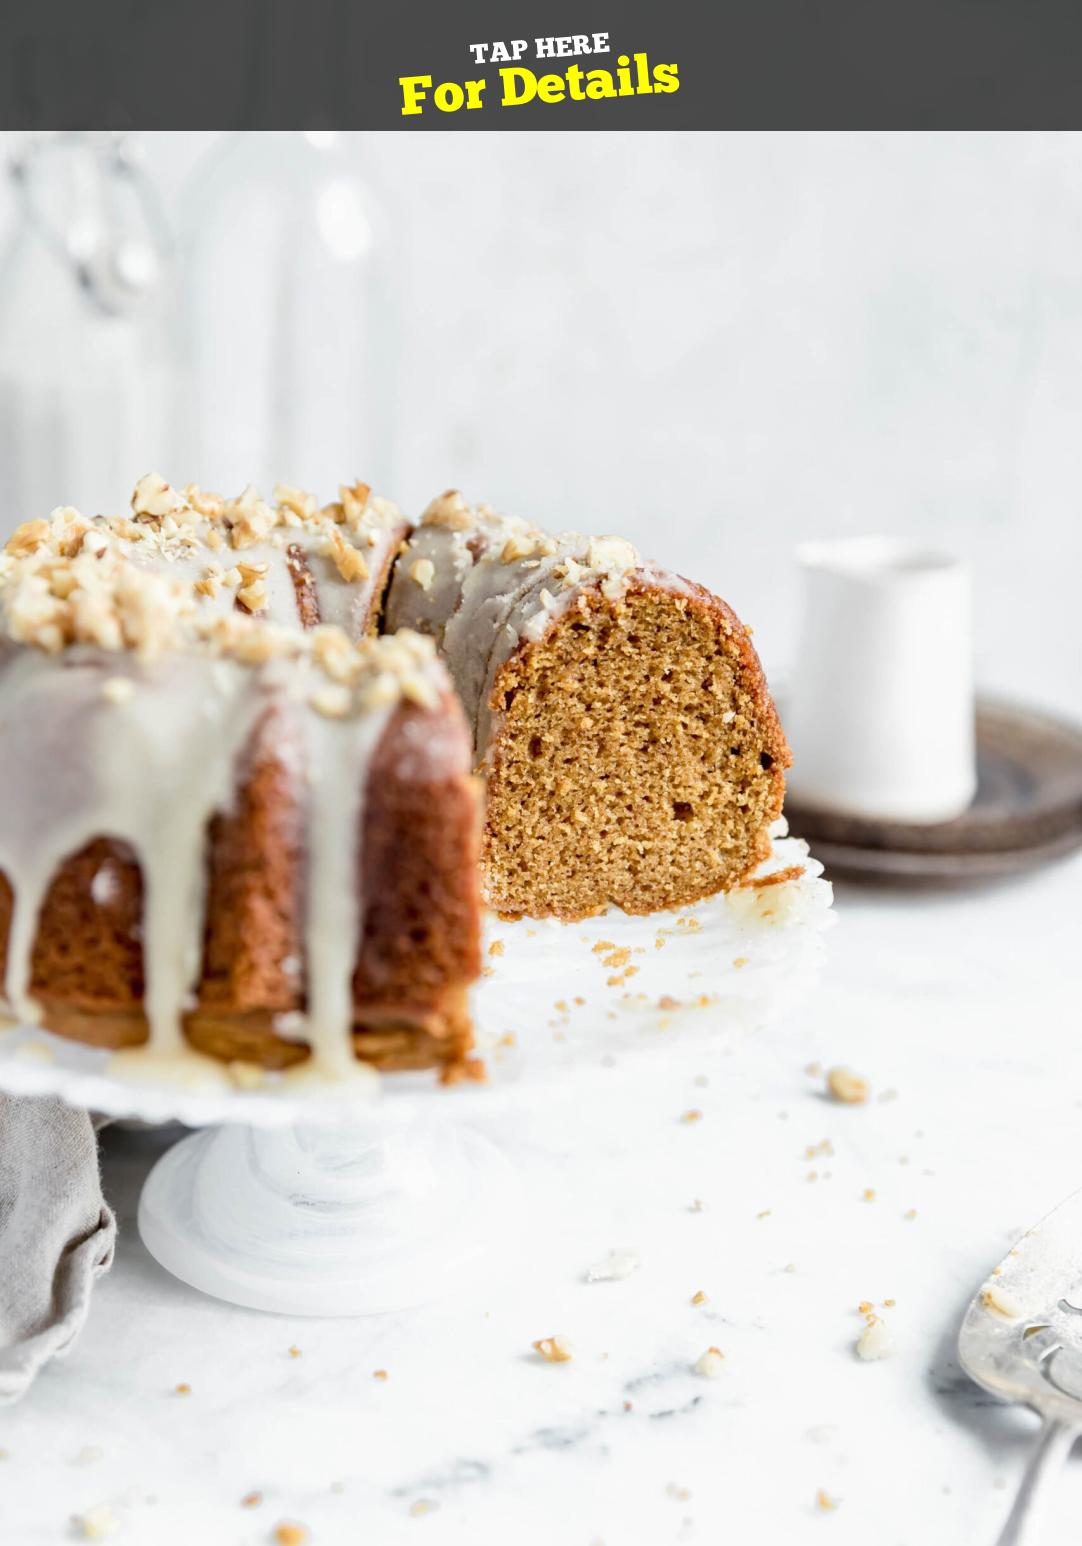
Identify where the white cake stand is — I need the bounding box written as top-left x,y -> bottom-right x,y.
0,829 -> 832,1317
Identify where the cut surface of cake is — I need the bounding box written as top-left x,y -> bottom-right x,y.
0,480 -> 482,1077
385,491 -> 790,919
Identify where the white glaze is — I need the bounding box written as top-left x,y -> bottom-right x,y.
384,496 -> 694,763
0,482 -> 450,1076
300,700 -> 394,1077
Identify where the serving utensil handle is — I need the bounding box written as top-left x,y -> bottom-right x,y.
994,1417 -> 1078,1546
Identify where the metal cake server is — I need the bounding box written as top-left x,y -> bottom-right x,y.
959,1186 -> 1082,1544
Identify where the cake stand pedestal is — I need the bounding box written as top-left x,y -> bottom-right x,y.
0,830 -> 832,1319
137,1110 -> 519,1316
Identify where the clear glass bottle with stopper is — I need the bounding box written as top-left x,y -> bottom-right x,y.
176,131 -> 398,501
0,132 -> 173,537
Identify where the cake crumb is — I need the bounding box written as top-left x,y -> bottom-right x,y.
981,1287 -> 1023,1320
815,1489 -> 839,1512
273,1523 -> 310,1546
409,1499 -> 438,1517
862,1189 -> 876,1203
691,1290 -> 708,1305
904,1208 -> 918,1221
174,1382 -> 191,1395
732,956 -> 748,969
241,1491 -> 263,1508
100,676 -> 134,705
756,1209 -> 771,1219
533,1335 -> 573,1363
681,1109 -> 703,1124
71,1504 -> 119,1540
586,1247 -> 640,1283
826,1066 -> 869,1104
488,939 -> 505,957
288,1345 -> 302,1358
592,940 -> 616,954
373,1369 -> 389,1380
856,1315 -> 894,1360
693,1346 -> 725,1378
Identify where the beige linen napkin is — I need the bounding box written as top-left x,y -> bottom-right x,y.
0,1094 -> 115,1402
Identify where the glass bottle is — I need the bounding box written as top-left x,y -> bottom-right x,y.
176,132 -> 398,500
0,132 -> 173,537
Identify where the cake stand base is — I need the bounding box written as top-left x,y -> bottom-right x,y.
137,1110 -> 520,1316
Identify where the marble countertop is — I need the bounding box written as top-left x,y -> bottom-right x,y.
3,852 -> 1082,1545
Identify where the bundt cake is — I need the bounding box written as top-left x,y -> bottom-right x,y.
0,473 -> 789,1077
0,478 -> 482,1078
385,491 -> 790,919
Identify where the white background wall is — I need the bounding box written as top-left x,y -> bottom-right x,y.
1,131 -> 1078,711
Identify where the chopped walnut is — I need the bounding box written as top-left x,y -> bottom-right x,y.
311,684 -> 352,719
273,482 -> 318,521
5,519 -> 51,557
826,1066 -> 869,1104
532,1335 -> 573,1363
693,1346 -> 725,1377
226,485 -> 279,547
855,1317 -> 894,1361
326,526 -> 370,583
422,488 -> 472,530
501,534 -> 537,563
236,578 -> 268,614
339,479 -> 372,525
131,471 -> 181,519
410,557 -> 436,590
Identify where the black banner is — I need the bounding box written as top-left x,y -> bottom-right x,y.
2,0 -> 1081,129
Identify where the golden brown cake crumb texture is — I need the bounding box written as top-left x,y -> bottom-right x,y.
482,580 -> 789,919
